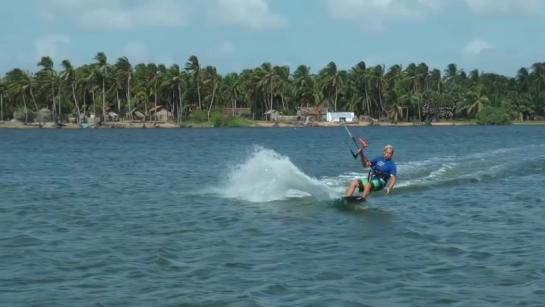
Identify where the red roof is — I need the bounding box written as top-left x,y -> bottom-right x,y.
149,105 -> 165,113
299,106 -> 327,116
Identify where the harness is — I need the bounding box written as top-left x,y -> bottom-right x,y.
369,169 -> 387,184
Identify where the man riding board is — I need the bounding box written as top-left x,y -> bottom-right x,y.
345,143 -> 397,200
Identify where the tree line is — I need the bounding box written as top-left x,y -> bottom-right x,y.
1,52 -> 544,124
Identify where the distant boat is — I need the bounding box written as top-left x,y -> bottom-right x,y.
80,122 -> 91,128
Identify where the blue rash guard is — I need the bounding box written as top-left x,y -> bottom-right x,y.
359,156 -> 397,192
370,156 -> 397,183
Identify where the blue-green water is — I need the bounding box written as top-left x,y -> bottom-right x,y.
1,126 -> 545,306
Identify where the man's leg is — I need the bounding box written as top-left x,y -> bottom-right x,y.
362,180 -> 373,198
345,179 -> 360,197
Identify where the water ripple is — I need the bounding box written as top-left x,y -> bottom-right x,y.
1,127 -> 545,305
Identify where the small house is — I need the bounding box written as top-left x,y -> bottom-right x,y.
150,105 -> 173,121
107,111 -> 119,121
264,109 -> 280,121
297,106 -> 328,121
327,112 -> 356,122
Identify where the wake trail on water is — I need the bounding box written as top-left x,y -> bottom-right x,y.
214,147 -> 338,203
325,142 -> 545,194
210,143 -> 545,202
398,143 -> 545,191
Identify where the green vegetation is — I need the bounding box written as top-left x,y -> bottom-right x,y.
187,110 -> 252,127
219,116 -> 253,128
1,53 -> 544,125
476,106 -> 512,125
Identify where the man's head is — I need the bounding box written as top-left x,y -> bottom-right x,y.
383,145 -> 394,160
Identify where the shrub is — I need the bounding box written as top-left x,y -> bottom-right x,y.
188,110 -> 208,122
476,106 -> 511,125
210,112 -> 225,127
188,110 -> 253,127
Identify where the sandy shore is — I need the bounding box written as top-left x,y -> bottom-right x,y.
249,120 -> 475,128
0,121 -> 181,129
1,119 -> 541,129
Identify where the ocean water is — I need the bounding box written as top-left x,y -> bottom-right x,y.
1,126 -> 544,306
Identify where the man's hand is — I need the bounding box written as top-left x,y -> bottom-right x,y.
385,187 -> 392,195
357,138 -> 368,153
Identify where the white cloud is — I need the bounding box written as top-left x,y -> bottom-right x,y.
324,0 -> 443,23
35,35 -> 72,61
42,0 -> 286,30
463,38 -> 493,55
464,0 -> 543,15
215,0 -> 286,29
44,0 -> 190,29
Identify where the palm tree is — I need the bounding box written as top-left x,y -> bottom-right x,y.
350,61 -> 370,116
131,80 -> 148,120
461,85 -> 489,117
77,65 -> 95,117
368,65 -> 386,118
400,62 -> 428,121
510,93 -> 531,120
383,64 -> 403,120
60,60 -> 81,124
274,65 -> 291,112
0,77 -> 5,121
5,69 -> 39,123
318,61 -> 343,111
517,67 -> 530,93
115,57 -> 133,120
387,102 -> 404,123
185,55 -> 202,110
256,62 -> 277,112
202,66 -> 220,121
404,63 -> 420,120
94,52 -> 109,119
133,63 -> 147,118
444,63 -> 458,85
429,68 -> 442,93
469,69 -> 480,85
146,63 -> 162,123
531,62 -> 545,102
223,73 -> 242,115
238,68 -> 264,119
4,54 -> 545,124
108,67 -> 124,120
293,65 -> 315,107
165,64 -> 187,123
416,63 -> 430,91
37,56 -> 59,121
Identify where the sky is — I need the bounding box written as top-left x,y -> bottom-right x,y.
0,0 -> 544,76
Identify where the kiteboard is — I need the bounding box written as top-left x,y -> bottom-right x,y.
342,196 -> 366,204
333,196 -> 368,211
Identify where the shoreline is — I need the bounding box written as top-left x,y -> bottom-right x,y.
0,120 -> 543,129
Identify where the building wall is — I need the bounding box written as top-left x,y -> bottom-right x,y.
327,112 -> 356,122
154,109 -> 172,121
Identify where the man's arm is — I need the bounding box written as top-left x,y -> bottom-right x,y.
385,175 -> 396,195
357,147 -> 371,168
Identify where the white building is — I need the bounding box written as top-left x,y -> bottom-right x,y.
327,112 -> 356,122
